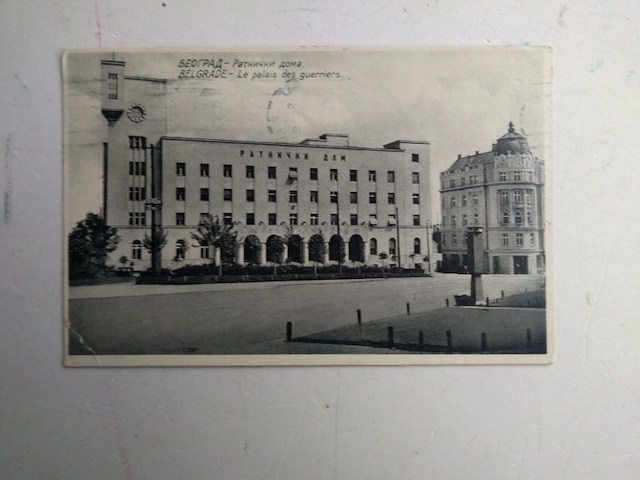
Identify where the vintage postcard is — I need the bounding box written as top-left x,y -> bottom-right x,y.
63,47 -> 552,366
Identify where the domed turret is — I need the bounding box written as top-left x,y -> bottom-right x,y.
494,122 -> 530,155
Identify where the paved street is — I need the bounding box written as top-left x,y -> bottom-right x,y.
68,274 -> 545,355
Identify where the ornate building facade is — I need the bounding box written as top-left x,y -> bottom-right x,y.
438,123 -> 545,274
99,59 -> 433,271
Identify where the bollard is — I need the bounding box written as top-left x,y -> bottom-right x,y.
406,302 -> 411,316
419,331 -> 424,351
446,330 -> 453,353
486,296 -> 490,306
357,309 -> 362,325
286,321 -> 292,342
387,326 -> 395,349
481,332 -> 487,352
526,328 -> 532,349
446,298 -> 450,308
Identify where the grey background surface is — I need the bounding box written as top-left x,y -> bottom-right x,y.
1,1 -> 638,478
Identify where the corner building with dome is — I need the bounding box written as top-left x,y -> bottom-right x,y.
98,59 -> 433,271
437,123 -> 545,274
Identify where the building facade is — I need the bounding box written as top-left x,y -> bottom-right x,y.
437,123 -> 545,274
99,59 -> 433,271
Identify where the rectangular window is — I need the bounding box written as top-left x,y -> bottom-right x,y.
199,213 -> 208,224
460,177 -> 466,186
289,190 -> 298,203
449,179 -> 456,188
450,196 -> 457,207
128,187 -> 146,201
129,161 -> 146,176
369,192 -> 377,204
223,164 -> 232,177
388,192 -> 396,204
129,136 -> 146,150
413,193 -> 420,205
223,189 -> 232,201
128,212 -> 146,226
526,211 -> 532,224
413,215 -> 420,226
474,213 -> 479,225
330,214 -> 338,225
530,232 -> 535,246
526,190 -> 533,204
246,165 -> 255,178
514,171 -> 522,181
246,189 -> 255,202
500,190 -> 509,204
472,193 -> 479,205
514,189 -> 523,204
268,190 -> 276,202
176,212 -> 185,226
246,213 -> 255,225
176,188 -> 185,201
412,153 -> 419,162
412,172 -> 420,184
310,168 -> 318,180
107,73 -> 118,99
462,214 -> 468,226
268,213 -> 277,225
200,245 -> 209,259
349,169 -> 358,181
310,190 -> 318,203
200,163 -> 209,177
502,233 -> 509,246
289,167 -> 298,180
310,213 -> 319,225
516,233 -> 524,246
350,192 -> 358,204
451,215 -> 457,227
461,195 -> 467,206
289,213 -> 298,226
200,188 -> 209,201
350,214 -> 358,226
452,234 -> 457,246
387,171 -> 395,183
330,169 -> 338,181
268,166 -> 276,179
499,171 -> 507,181
176,162 -> 186,176
368,170 -> 376,182
223,213 -> 232,225
330,191 -> 338,203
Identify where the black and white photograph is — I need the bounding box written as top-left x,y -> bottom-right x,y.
64,47 -> 552,366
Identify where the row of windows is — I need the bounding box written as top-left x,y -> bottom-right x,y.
175,163 -> 420,184
502,210 -> 534,224
442,214 -> 481,227
443,192 -> 481,208
441,232 -> 535,247
499,189 -> 534,205
174,212 -> 424,227
131,236 -> 424,261
176,187 -> 422,205
442,210 -> 535,227
498,171 -> 533,182
446,175 -> 480,188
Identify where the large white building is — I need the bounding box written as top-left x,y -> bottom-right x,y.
437,123 -> 545,274
100,59 -> 434,271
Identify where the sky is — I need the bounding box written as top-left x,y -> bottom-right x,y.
64,47 -> 552,230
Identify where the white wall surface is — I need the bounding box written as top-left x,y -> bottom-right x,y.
1,1 -> 639,478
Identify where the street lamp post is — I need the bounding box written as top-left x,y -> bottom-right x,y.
145,143 -> 163,275
425,220 -> 432,275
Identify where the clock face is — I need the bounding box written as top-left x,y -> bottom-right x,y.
127,104 -> 147,123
